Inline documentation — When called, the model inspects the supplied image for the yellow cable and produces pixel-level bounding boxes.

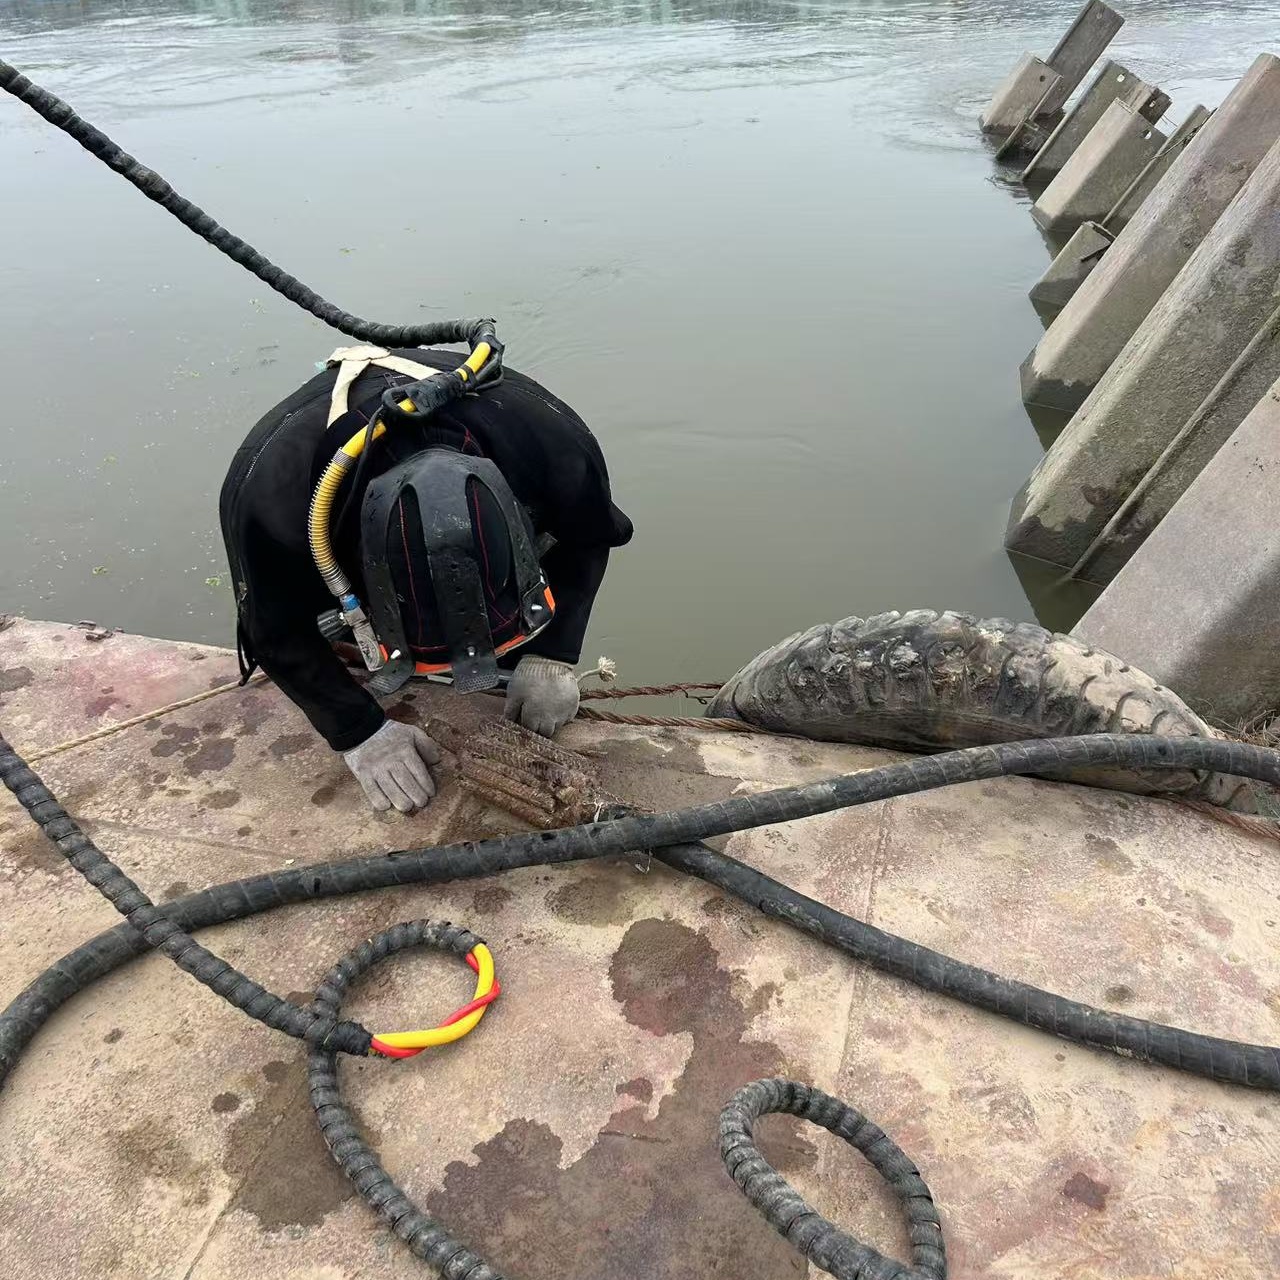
[373,944,496,1050]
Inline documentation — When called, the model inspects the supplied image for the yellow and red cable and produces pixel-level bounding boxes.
[370,944,500,1060]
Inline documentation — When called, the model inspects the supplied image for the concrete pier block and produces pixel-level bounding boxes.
[1007,136,1280,578]
[1029,222,1115,310]
[1021,53,1280,413]
[1043,0,1125,115]
[1072,379,1280,722]
[994,113,1055,163]
[1105,105,1213,231]
[980,54,1062,135]
[1032,102,1168,235]
[1028,108,1214,314]
[1075,306,1280,582]
[1022,61,1168,182]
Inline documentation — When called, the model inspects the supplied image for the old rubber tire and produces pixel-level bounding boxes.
[707,610,1217,797]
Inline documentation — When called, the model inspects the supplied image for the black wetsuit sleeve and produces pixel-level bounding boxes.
[220,374,387,755]
[239,524,386,752]
[505,393,631,668]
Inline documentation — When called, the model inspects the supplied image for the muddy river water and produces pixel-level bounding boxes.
[1,0,1274,686]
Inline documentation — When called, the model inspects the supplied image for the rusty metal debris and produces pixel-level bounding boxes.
[74,620,115,642]
[430,714,621,829]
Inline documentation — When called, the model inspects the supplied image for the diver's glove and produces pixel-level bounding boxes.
[342,719,441,814]
[504,655,580,738]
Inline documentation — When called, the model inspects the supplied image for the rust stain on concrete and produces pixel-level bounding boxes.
[1062,1170,1111,1210]
[423,918,815,1278]
[0,666,33,697]
[267,733,312,760]
[150,724,198,758]
[185,738,236,776]
[221,1057,381,1231]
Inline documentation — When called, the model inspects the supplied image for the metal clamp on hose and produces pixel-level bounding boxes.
[378,331,504,426]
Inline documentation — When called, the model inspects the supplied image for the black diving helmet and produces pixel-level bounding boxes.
[360,449,555,694]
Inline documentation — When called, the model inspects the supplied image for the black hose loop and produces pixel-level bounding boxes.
[0,734,373,1058]
[721,1079,946,1280]
[0,57,496,352]
[307,922,503,1280]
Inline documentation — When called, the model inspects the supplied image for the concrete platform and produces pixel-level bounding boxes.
[2,618,1278,1278]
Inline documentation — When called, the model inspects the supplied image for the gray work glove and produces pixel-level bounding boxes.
[503,655,580,737]
[342,720,441,814]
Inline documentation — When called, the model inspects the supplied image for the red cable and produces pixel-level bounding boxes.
[371,1040,420,1059]
[439,979,501,1027]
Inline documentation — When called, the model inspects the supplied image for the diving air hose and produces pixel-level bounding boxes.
[0,58,495,353]
[0,55,505,674]
[3,731,1280,1278]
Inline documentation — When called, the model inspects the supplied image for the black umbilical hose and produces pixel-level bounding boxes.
[0,57,492,351]
[4,731,1280,1278]
[308,921,508,1280]
[308,929,947,1280]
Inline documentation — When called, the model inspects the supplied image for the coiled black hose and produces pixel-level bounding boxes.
[0,57,491,351]
[0,741,372,1054]
[3,731,1280,1278]
[308,921,507,1280]
[720,1078,945,1280]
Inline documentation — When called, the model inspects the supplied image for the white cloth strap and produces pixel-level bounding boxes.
[325,344,441,427]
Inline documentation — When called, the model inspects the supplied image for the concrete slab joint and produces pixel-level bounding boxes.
[1079,303,1280,582]
[1021,53,1280,414]
[1007,133,1280,582]
[1105,104,1214,231]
